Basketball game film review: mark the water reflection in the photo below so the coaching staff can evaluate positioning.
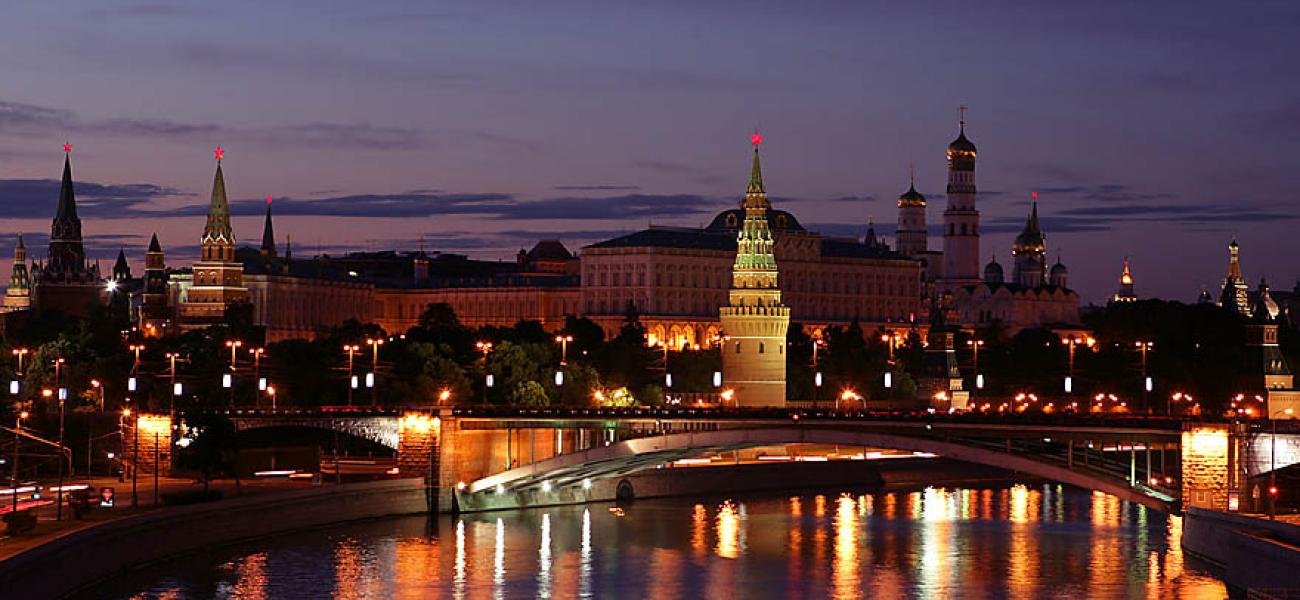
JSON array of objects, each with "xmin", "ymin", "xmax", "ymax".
[{"xmin": 106, "ymin": 484, "xmax": 1227, "ymax": 600}]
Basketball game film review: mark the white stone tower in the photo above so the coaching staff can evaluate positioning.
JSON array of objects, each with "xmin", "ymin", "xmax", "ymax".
[
  {"xmin": 720, "ymin": 133, "xmax": 791, "ymax": 407},
  {"xmin": 941, "ymin": 108, "xmax": 980, "ymax": 289},
  {"xmin": 895, "ymin": 169, "xmax": 927, "ymax": 256}
]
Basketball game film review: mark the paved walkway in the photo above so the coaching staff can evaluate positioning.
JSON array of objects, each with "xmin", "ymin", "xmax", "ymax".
[{"xmin": 0, "ymin": 475, "xmax": 317, "ymax": 561}]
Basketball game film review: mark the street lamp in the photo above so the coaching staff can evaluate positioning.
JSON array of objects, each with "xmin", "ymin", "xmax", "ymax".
[
  {"xmin": 165, "ymin": 352, "xmax": 180, "ymax": 415},
  {"xmin": 880, "ymin": 333, "xmax": 901, "ymax": 362},
  {"xmin": 343, "ymin": 344, "xmax": 361, "ymax": 407},
  {"xmin": 1061, "ymin": 335, "xmax": 1095, "ymax": 394},
  {"xmin": 11, "ymin": 347, "xmax": 29, "ymax": 376},
  {"xmin": 476, "ymin": 341, "xmax": 494, "ymax": 404},
  {"xmin": 554, "ymin": 335, "xmax": 573, "ymax": 365},
  {"xmin": 11, "ymin": 410, "xmax": 28, "ymax": 515},
  {"xmin": 128, "ymin": 344, "xmax": 145, "ymax": 374},
  {"xmin": 249, "ymin": 347, "xmax": 266, "ymax": 408},
  {"xmin": 1270, "ymin": 407, "xmax": 1295, "ymax": 519},
  {"xmin": 967, "ymin": 339, "xmax": 985, "ymax": 393},
  {"xmin": 1135, "ymin": 341, "xmax": 1154, "ymax": 410},
  {"xmin": 225, "ymin": 340, "xmax": 243, "ymax": 371},
  {"xmin": 365, "ymin": 338, "xmax": 383, "ymax": 406}
]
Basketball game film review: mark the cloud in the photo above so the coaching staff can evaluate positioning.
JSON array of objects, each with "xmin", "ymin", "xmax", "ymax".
[
  {"xmin": 0, "ymin": 178, "xmax": 187, "ymax": 218},
  {"xmin": 632, "ymin": 160, "xmax": 726, "ymax": 186},
  {"xmin": 0, "ymin": 232, "xmax": 151, "ymax": 260},
  {"xmin": 215, "ymin": 193, "xmax": 514, "ymax": 219},
  {"xmin": 0, "ymin": 98, "xmax": 525, "ymax": 153}
]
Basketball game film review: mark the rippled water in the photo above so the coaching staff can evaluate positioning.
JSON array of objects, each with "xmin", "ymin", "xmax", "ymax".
[{"xmin": 95, "ymin": 483, "xmax": 1226, "ymax": 599}]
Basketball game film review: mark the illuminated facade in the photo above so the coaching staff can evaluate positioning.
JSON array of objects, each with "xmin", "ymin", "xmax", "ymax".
[
  {"xmin": 3, "ymin": 235, "xmax": 30, "ymax": 312},
  {"xmin": 179, "ymin": 150, "xmax": 248, "ymax": 325},
  {"xmin": 718, "ymin": 137, "xmax": 791, "ymax": 406}
]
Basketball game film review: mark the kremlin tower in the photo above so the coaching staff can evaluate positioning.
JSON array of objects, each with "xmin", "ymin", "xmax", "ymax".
[
  {"xmin": 31, "ymin": 144, "xmax": 104, "ymax": 316},
  {"xmin": 1220, "ymin": 238, "xmax": 1251, "ymax": 316},
  {"xmin": 940, "ymin": 110, "xmax": 980, "ymax": 290},
  {"xmin": 180, "ymin": 147, "xmax": 248, "ymax": 323},
  {"xmin": 3, "ymin": 235, "xmax": 30, "ymax": 312},
  {"xmin": 719, "ymin": 133, "xmax": 791, "ymax": 407}
]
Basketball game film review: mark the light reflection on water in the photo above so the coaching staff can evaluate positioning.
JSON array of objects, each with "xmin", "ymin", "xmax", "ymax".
[{"xmin": 97, "ymin": 484, "xmax": 1226, "ymax": 600}]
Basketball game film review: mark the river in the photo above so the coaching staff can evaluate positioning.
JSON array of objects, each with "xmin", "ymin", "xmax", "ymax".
[{"xmin": 91, "ymin": 483, "xmax": 1226, "ymax": 599}]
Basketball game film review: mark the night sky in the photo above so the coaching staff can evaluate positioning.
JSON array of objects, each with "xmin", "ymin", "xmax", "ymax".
[{"xmin": 1, "ymin": 1, "xmax": 1297, "ymax": 303}]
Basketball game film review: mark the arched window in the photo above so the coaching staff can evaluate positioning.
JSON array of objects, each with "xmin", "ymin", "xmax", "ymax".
[{"xmin": 759, "ymin": 342, "xmax": 765, "ymax": 354}]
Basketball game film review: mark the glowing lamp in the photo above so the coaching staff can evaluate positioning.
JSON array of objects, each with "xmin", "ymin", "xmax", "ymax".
[
  {"xmin": 128, "ymin": 377, "xmax": 137, "ymax": 392},
  {"xmin": 975, "ymin": 374, "xmax": 984, "ymax": 389},
  {"xmin": 350, "ymin": 375, "xmax": 359, "ymax": 389},
  {"xmin": 222, "ymin": 374, "xmax": 232, "ymax": 388},
  {"xmin": 884, "ymin": 372, "xmax": 893, "ymax": 389},
  {"xmin": 173, "ymin": 382, "xmax": 183, "ymax": 396},
  {"xmin": 259, "ymin": 377, "xmax": 268, "ymax": 391},
  {"xmin": 814, "ymin": 372, "xmax": 823, "ymax": 388},
  {"xmin": 712, "ymin": 371, "xmax": 722, "ymax": 388},
  {"xmin": 665, "ymin": 373, "xmax": 672, "ymax": 388},
  {"xmin": 555, "ymin": 371, "xmax": 565, "ymax": 386},
  {"xmin": 365, "ymin": 372, "xmax": 375, "ymax": 388},
  {"xmin": 7, "ymin": 381, "xmax": 16, "ymax": 395}
]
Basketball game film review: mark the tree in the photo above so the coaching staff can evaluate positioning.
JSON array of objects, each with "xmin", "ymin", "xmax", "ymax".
[
  {"xmin": 511, "ymin": 381, "xmax": 550, "ymax": 407},
  {"xmin": 175, "ymin": 413, "xmax": 240, "ymax": 494}
]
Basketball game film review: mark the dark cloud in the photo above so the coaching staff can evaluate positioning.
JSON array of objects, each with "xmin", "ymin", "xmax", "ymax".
[
  {"xmin": 214, "ymin": 193, "xmax": 514, "ymax": 219},
  {"xmin": 0, "ymin": 178, "xmax": 186, "ymax": 218},
  {"xmin": 0, "ymin": 98, "xmax": 517, "ymax": 152},
  {"xmin": 0, "ymin": 232, "xmax": 151, "ymax": 260},
  {"xmin": 632, "ymin": 160, "xmax": 726, "ymax": 186},
  {"xmin": 1035, "ymin": 184, "xmax": 1173, "ymax": 203}
]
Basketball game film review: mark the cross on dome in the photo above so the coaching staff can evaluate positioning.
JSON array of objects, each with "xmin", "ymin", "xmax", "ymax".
[
  {"xmin": 214, "ymin": 146, "xmax": 224, "ymax": 161},
  {"xmin": 750, "ymin": 131, "xmax": 763, "ymax": 147}
]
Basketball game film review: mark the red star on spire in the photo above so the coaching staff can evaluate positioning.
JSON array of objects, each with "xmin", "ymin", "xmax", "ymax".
[
  {"xmin": 214, "ymin": 146, "xmax": 224, "ymax": 161},
  {"xmin": 63, "ymin": 142, "xmax": 72, "ymax": 153},
  {"xmin": 266, "ymin": 196, "xmax": 273, "ymax": 205},
  {"xmin": 750, "ymin": 131, "xmax": 763, "ymax": 147},
  {"xmin": 1031, "ymin": 191, "xmax": 1038, "ymax": 201}
]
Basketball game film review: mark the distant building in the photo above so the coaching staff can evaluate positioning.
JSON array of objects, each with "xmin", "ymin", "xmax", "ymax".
[
  {"xmin": 1111, "ymin": 257, "xmax": 1137, "ymax": 303},
  {"xmin": 1219, "ymin": 238, "xmax": 1251, "ymax": 316},
  {"xmin": 3, "ymin": 235, "xmax": 30, "ymax": 312}
]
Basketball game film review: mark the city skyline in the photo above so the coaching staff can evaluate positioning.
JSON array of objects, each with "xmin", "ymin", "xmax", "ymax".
[{"xmin": 1, "ymin": 1, "xmax": 1298, "ymax": 304}]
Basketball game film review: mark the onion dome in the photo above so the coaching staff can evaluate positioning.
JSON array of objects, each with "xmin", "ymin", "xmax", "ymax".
[
  {"xmin": 898, "ymin": 183, "xmax": 926, "ymax": 207},
  {"xmin": 948, "ymin": 127, "xmax": 977, "ymax": 154},
  {"xmin": 1050, "ymin": 259, "xmax": 1068, "ymax": 278},
  {"xmin": 983, "ymin": 255, "xmax": 1004, "ymax": 284}
]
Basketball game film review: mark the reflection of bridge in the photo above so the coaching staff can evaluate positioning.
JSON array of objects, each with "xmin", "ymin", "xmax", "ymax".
[{"xmin": 155, "ymin": 407, "xmax": 1300, "ymax": 514}]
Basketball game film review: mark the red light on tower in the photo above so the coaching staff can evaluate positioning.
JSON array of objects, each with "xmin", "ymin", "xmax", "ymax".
[
  {"xmin": 1032, "ymin": 191, "xmax": 1038, "ymax": 201},
  {"xmin": 214, "ymin": 146, "xmax": 224, "ymax": 161},
  {"xmin": 266, "ymin": 196, "xmax": 273, "ymax": 205},
  {"xmin": 750, "ymin": 131, "xmax": 763, "ymax": 147},
  {"xmin": 63, "ymin": 142, "xmax": 73, "ymax": 153}
]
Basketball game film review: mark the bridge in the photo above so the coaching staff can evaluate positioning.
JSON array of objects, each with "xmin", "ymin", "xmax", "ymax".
[{"xmin": 132, "ymin": 407, "xmax": 1300, "ymax": 514}]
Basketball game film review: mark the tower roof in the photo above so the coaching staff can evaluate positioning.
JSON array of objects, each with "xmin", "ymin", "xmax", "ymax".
[
  {"xmin": 202, "ymin": 157, "xmax": 235, "ymax": 245},
  {"xmin": 56, "ymin": 152, "xmax": 78, "ymax": 221},
  {"xmin": 746, "ymin": 146, "xmax": 765, "ymax": 196},
  {"xmin": 948, "ymin": 114, "xmax": 977, "ymax": 153},
  {"xmin": 148, "ymin": 232, "xmax": 162, "ymax": 253},
  {"xmin": 16, "ymin": 234, "xmax": 24, "ymax": 252},
  {"xmin": 1050, "ymin": 257, "xmax": 1068, "ymax": 276},
  {"xmin": 1013, "ymin": 195, "xmax": 1046, "ymax": 251},
  {"xmin": 898, "ymin": 182, "xmax": 925, "ymax": 206},
  {"xmin": 261, "ymin": 197, "xmax": 276, "ymax": 256}
]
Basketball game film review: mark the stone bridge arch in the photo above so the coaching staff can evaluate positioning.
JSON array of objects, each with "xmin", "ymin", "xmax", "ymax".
[
  {"xmin": 459, "ymin": 426, "xmax": 1175, "ymax": 511},
  {"xmin": 228, "ymin": 415, "xmax": 400, "ymax": 450}
]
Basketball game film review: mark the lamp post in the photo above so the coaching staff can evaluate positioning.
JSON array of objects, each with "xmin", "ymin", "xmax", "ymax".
[
  {"xmin": 54, "ymin": 358, "xmax": 67, "ymax": 521},
  {"xmin": 128, "ymin": 344, "xmax": 145, "ymax": 374},
  {"xmin": 249, "ymin": 347, "xmax": 265, "ymax": 408},
  {"xmin": 1271, "ymin": 408, "xmax": 1295, "ymax": 519},
  {"xmin": 1061, "ymin": 335, "xmax": 1094, "ymax": 395},
  {"xmin": 165, "ymin": 352, "xmax": 180, "ymax": 416},
  {"xmin": 11, "ymin": 347, "xmax": 29, "ymax": 376},
  {"xmin": 476, "ymin": 341, "xmax": 494, "ymax": 404},
  {"xmin": 365, "ymin": 339, "xmax": 382, "ymax": 406},
  {"xmin": 90, "ymin": 379, "xmax": 105, "ymax": 412},
  {"xmin": 343, "ymin": 344, "xmax": 360, "ymax": 407},
  {"xmin": 554, "ymin": 335, "xmax": 573, "ymax": 366},
  {"xmin": 11, "ymin": 410, "xmax": 27, "ymax": 515},
  {"xmin": 880, "ymin": 333, "xmax": 900, "ymax": 363},
  {"xmin": 966, "ymin": 339, "xmax": 985, "ymax": 392},
  {"xmin": 225, "ymin": 340, "xmax": 243, "ymax": 371},
  {"xmin": 1135, "ymin": 341, "xmax": 1154, "ymax": 411}
]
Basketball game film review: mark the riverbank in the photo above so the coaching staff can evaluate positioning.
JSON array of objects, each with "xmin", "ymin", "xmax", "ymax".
[
  {"xmin": 1182, "ymin": 507, "xmax": 1300, "ymax": 591},
  {"xmin": 0, "ymin": 478, "xmax": 429, "ymax": 599}
]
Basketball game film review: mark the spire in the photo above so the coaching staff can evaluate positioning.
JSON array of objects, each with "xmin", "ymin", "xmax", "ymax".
[
  {"xmin": 260, "ymin": 196, "xmax": 277, "ymax": 257},
  {"xmin": 148, "ymin": 232, "xmax": 162, "ymax": 253},
  {"xmin": 865, "ymin": 218, "xmax": 880, "ymax": 248},
  {"xmin": 745, "ymin": 131, "xmax": 766, "ymax": 197},
  {"xmin": 1226, "ymin": 237, "xmax": 1242, "ymax": 280},
  {"xmin": 56, "ymin": 151, "xmax": 78, "ymax": 221},
  {"xmin": 202, "ymin": 149, "xmax": 235, "ymax": 247},
  {"xmin": 15, "ymin": 234, "xmax": 24, "ymax": 255},
  {"xmin": 285, "ymin": 234, "xmax": 292, "ymax": 260},
  {"xmin": 1121, "ymin": 257, "xmax": 1133, "ymax": 285},
  {"xmin": 112, "ymin": 248, "xmax": 131, "ymax": 281}
]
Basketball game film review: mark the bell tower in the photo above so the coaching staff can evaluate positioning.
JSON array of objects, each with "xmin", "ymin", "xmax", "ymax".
[
  {"xmin": 941, "ymin": 107, "xmax": 980, "ymax": 290},
  {"xmin": 719, "ymin": 132, "xmax": 791, "ymax": 407}
]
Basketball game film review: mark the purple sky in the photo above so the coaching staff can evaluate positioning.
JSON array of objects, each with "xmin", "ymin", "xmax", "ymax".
[{"xmin": 1, "ymin": 0, "xmax": 1297, "ymax": 304}]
